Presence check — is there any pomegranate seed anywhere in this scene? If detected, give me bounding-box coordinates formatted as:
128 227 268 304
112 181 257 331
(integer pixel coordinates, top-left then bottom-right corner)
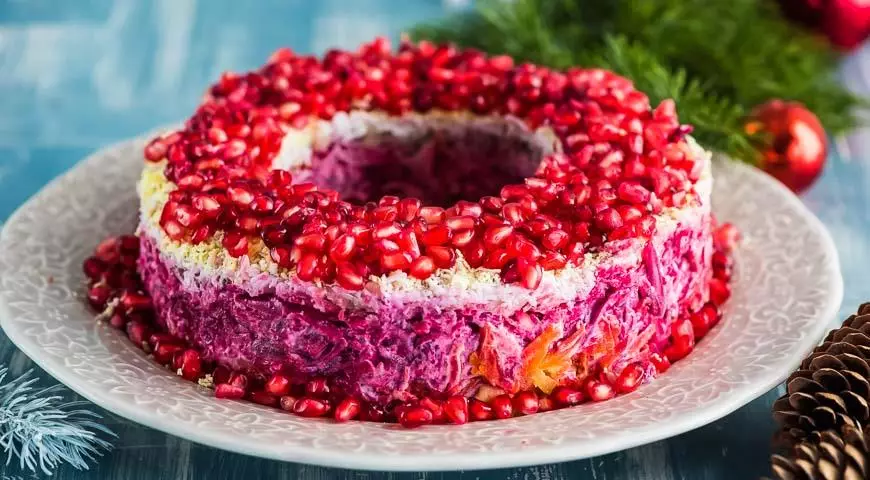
490 394 513 419
177 349 201 381
419 397 445 423
86 285 111 310
279 396 298 411
153 342 183 365
690 304 719 338
444 396 469 425
249 391 278 407
265 374 291 396
551 386 584 406
305 377 330 397
713 223 741 252
542 229 569 250
215 383 246 399
615 363 644 393
409 256 436 279
538 396 556 412
617 182 651 203
398 407 433 428
360 404 386 422
293 397 330 417
120 291 152 311
222 231 249 257
144 139 168 161
650 352 671 373
427 246 456 269
329 234 356 262
586 379 615 401
82 257 107 281
595 208 623 232
336 262 365 290
446 215 475 231
334 397 362 422
420 225 452 246
513 391 539 415
126 320 151 348
192 194 223 217
483 225 513 248
419 206 445 224
228 372 248 390
381 252 412 271
227 185 255 207
108 312 127 329
516 258 543 289
294 233 327 252
708 278 731 306
469 399 494 421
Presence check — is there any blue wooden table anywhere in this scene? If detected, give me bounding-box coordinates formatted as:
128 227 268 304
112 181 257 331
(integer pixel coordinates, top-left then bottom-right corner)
1 1 867 478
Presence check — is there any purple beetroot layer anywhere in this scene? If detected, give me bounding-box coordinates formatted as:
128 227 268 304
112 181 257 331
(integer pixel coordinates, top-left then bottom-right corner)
137 210 712 405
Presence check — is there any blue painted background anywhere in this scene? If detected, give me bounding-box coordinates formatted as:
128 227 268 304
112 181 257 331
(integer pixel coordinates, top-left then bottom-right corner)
1 0 869 478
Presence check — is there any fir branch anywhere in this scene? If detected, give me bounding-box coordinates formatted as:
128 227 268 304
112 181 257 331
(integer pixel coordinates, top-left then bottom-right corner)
413 0 865 162
0 368 114 475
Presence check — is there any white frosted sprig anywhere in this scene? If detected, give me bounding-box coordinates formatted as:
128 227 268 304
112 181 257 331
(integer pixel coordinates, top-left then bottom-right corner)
0 367 114 475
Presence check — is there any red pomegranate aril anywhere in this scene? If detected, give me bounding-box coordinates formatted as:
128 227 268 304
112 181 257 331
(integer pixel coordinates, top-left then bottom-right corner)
293 397 329 418
690 304 718 338
446 215 475 231
83 257 107 281
215 383 246 400
586 379 616 401
513 391 539 415
427 246 456 269
336 263 365 290
227 185 255 207
516 258 543 289
294 233 327 252
409 256 436 280
360 404 386 422
226 372 248 390
178 349 201 381
176 173 205 190
615 363 644 394
714 223 741 252
144 139 168 161
249 391 278 407
305 377 330 397
540 252 568 270
279 395 298 412
397 198 422 222
265 374 291 396
373 222 401 240
120 291 152 311
538 396 556 412
126 319 151 349
420 225 452 246
108 312 127 329
382 252 413 271
469 399 494 421
551 386 584 406
86 285 111 310
334 397 362 422
148 332 180 348
483 225 513 248
153 342 184 365
419 397 445 423
398 407 434 428
490 394 513 419
708 278 731 306
502 203 525 225
328 234 356 262
595 208 623 232
617 182 651 204
542 229 569 250
419 206 446 224
650 352 671 373
484 249 511 269
444 396 469 425
222 231 249 257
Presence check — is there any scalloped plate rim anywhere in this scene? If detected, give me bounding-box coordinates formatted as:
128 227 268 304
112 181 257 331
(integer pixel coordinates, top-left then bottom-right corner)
0 134 844 471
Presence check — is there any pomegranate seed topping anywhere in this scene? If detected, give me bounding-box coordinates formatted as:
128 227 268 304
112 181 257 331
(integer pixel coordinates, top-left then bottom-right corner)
177 349 201 381
120 291 152 311
334 397 362 422
409 256 436 280
82 257 107 281
713 223 741 252
516 258 543 289
293 397 331 417
227 185 255 207
538 396 555 412
420 225 452 246
144 139 168 161
215 383 246 399
708 278 731 306
419 397 445 423
153 342 183 365
86 285 111 310
360 404 386 422
228 372 248 390
469 399 494 421
616 182 651 203
328 234 356 262
650 352 671 373
294 233 327 252
381 252 412 271
551 386 584 406
398 407 433 428
542 229 569 250
222 231 249 257
585 379 615 401
490 394 513 419
419 206 446 224
336 263 365 290
279 396 298 411
427 246 456 269
446 215 475 231
265 374 291 396
512 391 539 415
108 312 127 329
615 363 644 393
249 391 278 407
444 396 469 425
483 225 513 248
305 377 330 397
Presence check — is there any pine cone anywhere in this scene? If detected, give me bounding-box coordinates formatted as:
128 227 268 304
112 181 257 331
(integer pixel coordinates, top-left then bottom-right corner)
769 424 870 480
773 304 870 444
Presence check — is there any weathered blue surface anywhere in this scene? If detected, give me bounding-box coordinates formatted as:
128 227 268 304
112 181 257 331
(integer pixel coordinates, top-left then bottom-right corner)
0 1 866 478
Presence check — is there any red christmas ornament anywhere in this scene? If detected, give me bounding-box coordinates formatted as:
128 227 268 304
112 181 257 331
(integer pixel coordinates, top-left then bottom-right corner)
778 0 870 50
745 100 828 194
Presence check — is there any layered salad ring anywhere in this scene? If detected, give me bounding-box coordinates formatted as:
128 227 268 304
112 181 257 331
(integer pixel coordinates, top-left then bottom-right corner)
83 38 736 427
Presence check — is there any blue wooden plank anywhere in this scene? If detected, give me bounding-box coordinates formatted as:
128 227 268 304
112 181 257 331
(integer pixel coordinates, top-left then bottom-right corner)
0 0 863 478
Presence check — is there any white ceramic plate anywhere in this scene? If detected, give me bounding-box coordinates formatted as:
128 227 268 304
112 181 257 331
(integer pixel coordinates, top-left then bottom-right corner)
0 135 843 471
